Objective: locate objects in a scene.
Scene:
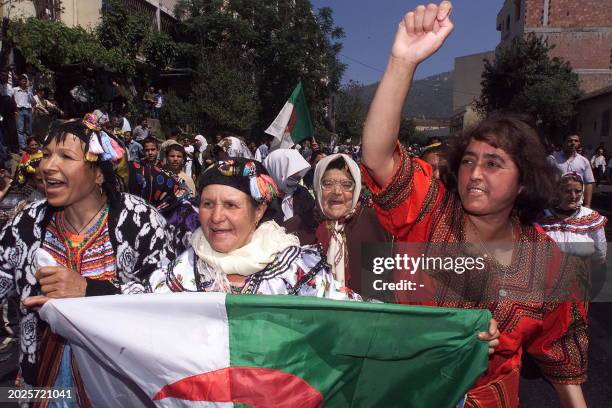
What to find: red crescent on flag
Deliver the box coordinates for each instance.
[284,110,298,134]
[153,366,323,408]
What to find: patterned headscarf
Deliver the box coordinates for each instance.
[198,157,280,204]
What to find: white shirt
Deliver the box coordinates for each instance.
[13,87,34,108]
[551,151,595,183]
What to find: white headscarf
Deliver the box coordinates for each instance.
[263,149,311,221]
[218,136,253,159]
[195,135,207,153]
[312,154,362,286]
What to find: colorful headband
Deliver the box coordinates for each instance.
[242,161,280,203]
[561,171,583,184]
[82,113,125,165]
[200,158,280,204]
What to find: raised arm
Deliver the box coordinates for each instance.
[362,2,454,186]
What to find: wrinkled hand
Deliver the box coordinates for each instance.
[23,266,87,310]
[478,318,500,355]
[391,1,454,65]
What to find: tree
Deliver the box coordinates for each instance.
[477,34,582,139]
[173,0,346,135]
[335,80,366,142]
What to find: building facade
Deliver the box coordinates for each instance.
[1,0,178,31]
[497,0,612,93]
[576,86,612,151]
[450,51,494,134]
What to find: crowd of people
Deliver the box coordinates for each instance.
[0,1,606,407]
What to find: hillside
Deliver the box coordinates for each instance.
[358,71,453,119]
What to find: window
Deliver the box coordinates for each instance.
[514,0,521,21]
[602,110,611,137]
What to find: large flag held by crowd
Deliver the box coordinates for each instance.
[265,82,315,149]
[40,293,490,407]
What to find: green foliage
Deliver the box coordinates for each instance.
[8,17,126,73]
[335,80,366,141]
[193,60,260,130]
[174,0,346,133]
[478,34,583,138]
[398,118,425,146]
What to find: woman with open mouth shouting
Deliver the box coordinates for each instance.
[0,114,175,402]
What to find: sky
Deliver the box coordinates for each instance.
[310,0,505,85]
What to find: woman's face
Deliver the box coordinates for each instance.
[559,180,583,211]
[458,139,521,218]
[40,135,103,208]
[320,168,355,220]
[199,185,267,253]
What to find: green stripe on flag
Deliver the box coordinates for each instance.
[287,82,314,143]
[226,295,490,407]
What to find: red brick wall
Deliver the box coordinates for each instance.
[525,0,544,27]
[580,75,612,94]
[545,32,612,69]
[548,0,612,28]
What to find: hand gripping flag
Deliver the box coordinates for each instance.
[265,82,315,149]
[40,293,490,407]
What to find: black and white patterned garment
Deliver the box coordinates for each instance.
[0,193,175,386]
[151,244,361,301]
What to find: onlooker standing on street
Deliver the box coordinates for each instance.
[123,131,143,162]
[0,71,18,154]
[132,118,150,142]
[549,134,595,207]
[143,86,156,117]
[154,89,164,119]
[590,147,606,186]
[13,74,36,151]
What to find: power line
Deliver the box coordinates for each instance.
[339,53,384,73]
[340,53,483,97]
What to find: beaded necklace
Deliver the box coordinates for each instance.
[57,206,109,273]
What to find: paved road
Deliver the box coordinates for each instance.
[519,186,612,407]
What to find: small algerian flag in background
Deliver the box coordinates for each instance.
[40,293,490,407]
[265,82,315,149]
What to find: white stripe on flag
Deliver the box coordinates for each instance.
[40,293,231,407]
[265,101,294,140]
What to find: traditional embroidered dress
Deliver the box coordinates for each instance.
[150,221,359,301]
[0,194,175,389]
[361,145,588,408]
[537,207,607,263]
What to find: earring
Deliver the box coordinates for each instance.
[99,185,104,197]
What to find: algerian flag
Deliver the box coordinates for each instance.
[40,293,490,407]
[265,82,315,149]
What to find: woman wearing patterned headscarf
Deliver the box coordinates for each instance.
[149,157,358,300]
[0,114,175,398]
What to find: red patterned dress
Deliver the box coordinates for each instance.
[361,145,588,408]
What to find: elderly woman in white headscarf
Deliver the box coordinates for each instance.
[264,149,318,244]
[313,154,393,295]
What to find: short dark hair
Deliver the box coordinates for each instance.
[165,144,185,158]
[142,137,158,148]
[26,136,39,145]
[441,114,555,224]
